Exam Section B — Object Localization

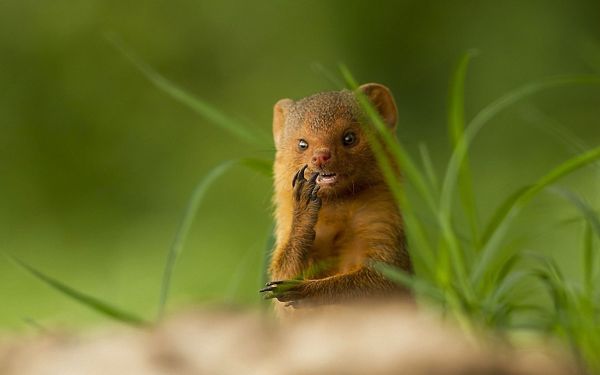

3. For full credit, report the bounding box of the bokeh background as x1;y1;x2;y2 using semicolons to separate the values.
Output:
1;0;599;330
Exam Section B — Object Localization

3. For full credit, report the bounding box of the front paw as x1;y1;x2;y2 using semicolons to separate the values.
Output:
259;279;306;306
292;165;321;221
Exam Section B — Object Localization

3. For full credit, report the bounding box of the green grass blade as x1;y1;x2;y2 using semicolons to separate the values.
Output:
373;262;445;303
493;251;521;287
489;270;531;306
441;75;600;237
550;188;600;239
478;250;523;301
261;225;275;286
340;68;408;211
523;105;600;171
473;146;600;283
480;186;529;245
22;317;49;333
549;188;600;292
434;215;471;300
418;143;439;192
339;64;438;213
340;66;439;285
105;33;269;146
583;222;594;296
224;241;259;304
157;158;273;319
403;212;437;279
528;252;568;314
341;65;471;300
448;50;480;246
448;51;475;144
157;160;237;319
239;158;273;177
311;62;345;89
9;255;146;326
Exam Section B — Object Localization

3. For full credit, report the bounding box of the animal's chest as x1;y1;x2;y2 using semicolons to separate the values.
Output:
309;205;365;275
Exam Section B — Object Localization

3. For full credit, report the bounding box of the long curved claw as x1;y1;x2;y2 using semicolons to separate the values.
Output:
259;280;285;293
310;184;320;201
292;165;309;188
258;279;303;302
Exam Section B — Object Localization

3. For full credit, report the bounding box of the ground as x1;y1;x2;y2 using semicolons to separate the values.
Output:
0;303;576;375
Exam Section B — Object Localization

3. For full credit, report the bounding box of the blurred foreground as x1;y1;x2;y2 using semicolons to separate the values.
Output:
0;304;575;375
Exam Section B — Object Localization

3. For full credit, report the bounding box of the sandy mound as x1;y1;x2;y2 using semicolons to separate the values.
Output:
0;304;576;375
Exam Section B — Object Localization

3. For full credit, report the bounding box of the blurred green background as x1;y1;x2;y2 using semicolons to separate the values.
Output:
1;0;599;330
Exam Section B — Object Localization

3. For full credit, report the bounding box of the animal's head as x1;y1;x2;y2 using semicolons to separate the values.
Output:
272;83;398;198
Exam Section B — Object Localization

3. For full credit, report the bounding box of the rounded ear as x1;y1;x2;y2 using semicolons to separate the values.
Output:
273;98;293;149
358;83;398;130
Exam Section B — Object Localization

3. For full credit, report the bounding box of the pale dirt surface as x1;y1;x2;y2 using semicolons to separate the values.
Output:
0;304;578;375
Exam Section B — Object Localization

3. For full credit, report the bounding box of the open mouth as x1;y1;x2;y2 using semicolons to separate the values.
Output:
316;172;337;185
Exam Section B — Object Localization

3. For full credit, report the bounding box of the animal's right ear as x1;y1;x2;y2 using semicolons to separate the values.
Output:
358;83;398;130
273;98;293;149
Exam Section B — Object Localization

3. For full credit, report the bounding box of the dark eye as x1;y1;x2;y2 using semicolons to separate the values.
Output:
298;139;309;150
342;132;357;146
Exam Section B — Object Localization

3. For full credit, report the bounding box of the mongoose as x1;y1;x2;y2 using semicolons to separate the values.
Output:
260;83;412;313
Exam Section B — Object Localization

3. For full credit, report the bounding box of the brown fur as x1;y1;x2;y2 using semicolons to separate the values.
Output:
262;84;412;315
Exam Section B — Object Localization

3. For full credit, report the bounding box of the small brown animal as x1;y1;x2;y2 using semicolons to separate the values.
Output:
260;83;412;314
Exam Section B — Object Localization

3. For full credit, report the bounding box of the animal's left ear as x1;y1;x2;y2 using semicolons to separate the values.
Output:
358;83;398;130
273;98;293;149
